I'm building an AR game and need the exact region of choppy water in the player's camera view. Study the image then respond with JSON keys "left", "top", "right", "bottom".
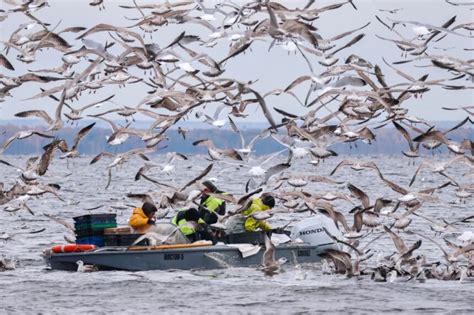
{"left": 0, "top": 154, "right": 473, "bottom": 314}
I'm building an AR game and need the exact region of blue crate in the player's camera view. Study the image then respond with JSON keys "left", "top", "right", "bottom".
{"left": 76, "top": 236, "right": 105, "bottom": 247}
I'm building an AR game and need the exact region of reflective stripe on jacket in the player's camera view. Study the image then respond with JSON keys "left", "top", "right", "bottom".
{"left": 243, "top": 198, "right": 272, "bottom": 232}
{"left": 201, "top": 192, "right": 228, "bottom": 214}
{"left": 129, "top": 207, "right": 151, "bottom": 233}
{"left": 202, "top": 196, "right": 224, "bottom": 212}
{"left": 171, "top": 215, "right": 196, "bottom": 236}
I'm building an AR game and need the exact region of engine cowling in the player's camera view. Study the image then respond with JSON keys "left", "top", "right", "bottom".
{"left": 290, "top": 215, "right": 342, "bottom": 248}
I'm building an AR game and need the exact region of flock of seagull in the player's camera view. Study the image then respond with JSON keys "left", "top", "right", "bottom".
{"left": 0, "top": 0, "right": 473, "bottom": 281}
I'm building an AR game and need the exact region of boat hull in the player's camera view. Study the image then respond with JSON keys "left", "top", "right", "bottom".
{"left": 46, "top": 243, "right": 335, "bottom": 271}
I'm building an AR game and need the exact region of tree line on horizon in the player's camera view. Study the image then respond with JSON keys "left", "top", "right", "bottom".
{"left": 0, "top": 123, "right": 472, "bottom": 156}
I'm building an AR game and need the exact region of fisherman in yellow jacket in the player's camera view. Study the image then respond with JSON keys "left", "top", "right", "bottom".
{"left": 243, "top": 195, "right": 276, "bottom": 232}
{"left": 199, "top": 180, "right": 228, "bottom": 224}
{"left": 171, "top": 208, "right": 207, "bottom": 243}
{"left": 129, "top": 202, "right": 157, "bottom": 233}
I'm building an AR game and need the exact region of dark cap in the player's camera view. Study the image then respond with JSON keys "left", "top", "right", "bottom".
{"left": 202, "top": 180, "right": 218, "bottom": 193}
{"left": 142, "top": 202, "right": 157, "bottom": 216}
{"left": 261, "top": 195, "right": 275, "bottom": 208}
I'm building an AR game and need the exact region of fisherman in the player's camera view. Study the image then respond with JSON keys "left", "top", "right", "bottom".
{"left": 243, "top": 194, "right": 276, "bottom": 232}
{"left": 129, "top": 202, "right": 157, "bottom": 233}
{"left": 198, "top": 180, "right": 228, "bottom": 225}
{"left": 171, "top": 208, "right": 216, "bottom": 243}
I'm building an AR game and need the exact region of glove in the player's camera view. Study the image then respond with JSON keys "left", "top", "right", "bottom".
{"left": 197, "top": 222, "right": 208, "bottom": 232}
{"left": 271, "top": 227, "right": 286, "bottom": 234}
{"left": 148, "top": 219, "right": 156, "bottom": 225}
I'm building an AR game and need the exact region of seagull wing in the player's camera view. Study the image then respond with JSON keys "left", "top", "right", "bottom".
{"left": 393, "top": 121, "right": 415, "bottom": 151}
{"left": 71, "top": 122, "right": 96, "bottom": 150}
{"left": 409, "top": 163, "right": 425, "bottom": 187}
{"left": 15, "top": 110, "right": 54, "bottom": 125}
{"left": 44, "top": 213, "right": 74, "bottom": 231}
{"left": 383, "top": 225, "right": 408, "bottom": 255}
{"left": 180, "top": 163, "right": 213, "bottom": 191}
{"left": 347, "top": 183, "right": 370, "bottom": 209}
{"left": 90, "top": 151, "right": 115, "bottom": 164}
{"left": 261, "top": 163, "right": 291, "bottom": 185}
{"left": 228, "top": 116, "right": 246, "bottom": 149}
{"left": 329, "top": 159, "right": 353, "bottom": 176}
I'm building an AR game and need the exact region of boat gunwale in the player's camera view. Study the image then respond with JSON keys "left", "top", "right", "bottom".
{"left": 49, "top": 242, "right": 335, "bottom": 258}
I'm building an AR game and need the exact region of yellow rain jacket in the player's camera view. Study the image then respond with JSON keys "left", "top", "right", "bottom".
{"left": 171, "top": 215, "right": 197, "bottom": 236}
{"left": 129, "top": 207, "right": 152, "bottom": 233}
{"left": 243, "top": 198, "right": 272, "bottom": 232}
{"left": 201, "top": 192, "right": 228, "bottom": 215}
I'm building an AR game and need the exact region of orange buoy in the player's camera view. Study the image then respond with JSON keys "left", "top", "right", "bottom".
{"left": 52, "top": 244, "right": 97, "bottom": 253}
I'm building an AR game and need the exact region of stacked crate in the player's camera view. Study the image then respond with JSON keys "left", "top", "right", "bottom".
{"left": 74, "top": 214, "right": 117, "bottom": 247}
{"left": 103, "top": 227, "right": 145, "bottom": 246}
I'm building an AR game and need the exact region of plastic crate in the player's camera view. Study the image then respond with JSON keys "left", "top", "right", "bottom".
{"left": 76, "top": 236, "right": 105, "bottom": 247}
{"left": 75, "top": 222, "right": 117, "bottom": 230}
{"left": 104, "top": 234, "right": 147, "bottom": 246}
{"left": 104, "top": 227, "right": 132, "bottom": 235}
{"left": 74, "top": 223, "right": 117, "bottom": 237}
{"left": 73, "top": 214, "right": 117, "bottom": 225}
{"left": 221, "top": 232, "right": 266, "bottom": 245}
{"left": 75, "top": 226, "right": 117, "bottom": 238}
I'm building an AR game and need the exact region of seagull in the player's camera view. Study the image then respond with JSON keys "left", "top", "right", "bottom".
{"left": 230, "top": 149, "right": 288, "bottom": 180}
{"left": 1, "top": 139, "right": 68, "bottom": 179}
{"left": 203, "top": 104, "right": 228, "bottom": 128}
{"left": 60, "top": 122, "right": 96, "bottom": 160}
{"left": 131, "top": 227, "right": 183, "bottom": 246}
{"left": 392, "top": 121, "right": 421, "bottom": 165}
{"left": 177, "top": 126, "right": 189, "bottom": 140}
{"left": 86, "top": 115, "right": 130, "bottom": 145}
{"left": 271, "top": 133, "right": 312, "bottom": 161}
{"left": 135, "top": 152, "right": 188, "bottom": 177}
{"left": 261, "top": 232, "right": 286, "bottom": 276}
{"left": 1, "top": 129, "right": 54, "bottom": 153}
{"left": 387, "top": 16, "right": 472, "bottom": 38}
{"left": 0, "top": 255, "right": 16, "bottom": 271}
{"left": 383, "top": 225, "right": 422, "bottom": 261}
{"left": 413, "top": 130, "right": 472, "bottom": 155}
{"left": 329, "top": 159, "right": 385, "bottom": 180}
{"left": 0, "top": 54, "right": 14, "bottom": 70}
{"left": 90, "top": 147, "right": 156, "bottom": 189}
{"left": 14, "top": 90, "right": 66, "bottom": 132}
{"left": 378, "top": 8, "right": 403, "bottom": 14}
{"left": 411, "top": 213, "right": 473, "bottom": 235}
{"left": 382, "top": 177, "right": 452, "bottom": 205}
{"left": 406, "top": 230, "right": 473, "bottom": 264}
{"left": 0, "top": 227, "right": 46, "bottom": 241}
{"left": 76, "top": 260, "right": 98, "bottom": 272}
{"left": 63, "top": 95, "right": 114, "bottom": 122}
{"left": 408, "top": 155, "right": 473, "bottom": 187}
{"left": 228, "top": 116, "right": 270, "bottom": 159}
{"left": 89, "top": 0, "right": 105, "bottom": 10}
{"left": 76, "top": 23, "right": 146, "bottom": 50}
{"left": 193, "top": 139, "right": 243, "bottom": 161}
{"left": 318, "top": 249, "right": 357, "bottom": 277}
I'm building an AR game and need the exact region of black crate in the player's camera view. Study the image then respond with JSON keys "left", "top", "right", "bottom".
{"left": 76, "top": 235, "right": 105, "bottom": 247}
{"left": 221, "top": 232, "right": 266, "bottom": 245}
{"left": 104, "top": 234, "right": 148, "bottom": 247}
{"left": 73, "top": 214, "right": 117, "bottom": 225}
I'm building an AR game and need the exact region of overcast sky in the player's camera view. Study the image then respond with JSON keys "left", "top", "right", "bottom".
{"left": 0, "top": 0, "right": 473, "bottom": 125}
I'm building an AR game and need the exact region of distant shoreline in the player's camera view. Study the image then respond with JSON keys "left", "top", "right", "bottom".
{"left": 1, "top": 122, "right": 471, "bottom": 156}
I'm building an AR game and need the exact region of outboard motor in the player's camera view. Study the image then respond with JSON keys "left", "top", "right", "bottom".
{"left": 290, "top": 215, "right": 341, "bottom": 249}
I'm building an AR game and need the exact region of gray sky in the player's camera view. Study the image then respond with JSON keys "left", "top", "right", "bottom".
{"left": 0, "top": 0, "right": 473, "bottom": 124}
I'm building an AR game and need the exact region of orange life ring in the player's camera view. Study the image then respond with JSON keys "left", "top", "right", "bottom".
{"left": 52, "top": 244, "right": 97, "bottom": 253}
